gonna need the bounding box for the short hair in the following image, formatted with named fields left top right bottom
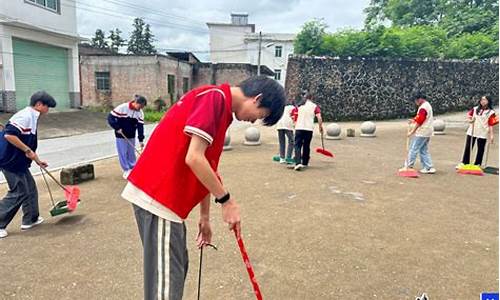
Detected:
left=30, top=91, right=56, bottom=108
left=134, top=94, right=147, bottom=106
left=412, top=92, right=427, bottom=101
left=237, top=76, right=286, bottom=126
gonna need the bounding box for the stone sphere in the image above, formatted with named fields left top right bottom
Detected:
left=433, top=119, right=446, bottom=133
left=360, top=121, right=376, bottom=136
left=327, top=123, right=341, bottom=136
left=244, top=127, right=261, bottom=145
left=326, top=123, right=342, bottom=140
left=223, top=130, right=232, bottom=150
left=224, top=131, right=231, bottom=146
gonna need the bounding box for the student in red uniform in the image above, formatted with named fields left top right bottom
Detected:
left=121, top=76, right=285, bottom=300
left=457, top=95, right=497, bottom=168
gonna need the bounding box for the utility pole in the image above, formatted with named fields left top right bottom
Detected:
left=257, top=31, right=262, bottom=76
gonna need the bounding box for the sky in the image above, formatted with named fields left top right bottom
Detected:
left=75, top=0, right=371, bottom=61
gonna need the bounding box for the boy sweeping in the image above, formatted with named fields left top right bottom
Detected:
left=399, top=92, right=436, bottom=174
left=107, top=95, right=147, bottom=179
left=121, top=76, right=285, bottom=300
left=0, top=91, right=56, bottom=238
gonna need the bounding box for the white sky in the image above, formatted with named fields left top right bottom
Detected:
left=75, top=0, right=370, bottom=61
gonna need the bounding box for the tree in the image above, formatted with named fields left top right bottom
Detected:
left=293, top=19, right=328, bottom=55
left=143, top=24, right=157, bottom=54
left=127, top=18, right=156, bottom=55
left=108, top=28, right=126, bottom=54
left=91, top=29, right=108, bottom=49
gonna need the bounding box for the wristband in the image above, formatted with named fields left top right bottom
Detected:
left=215, top=192, right=230, bottom=204
left=24, top=148, right=32, bottom=154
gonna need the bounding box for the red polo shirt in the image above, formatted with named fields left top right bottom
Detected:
left=127, top=84, right=233, bottom=219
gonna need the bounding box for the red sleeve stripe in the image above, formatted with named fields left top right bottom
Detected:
left=111, top=110, right=127, bottom=117
left=10, top=122, right=31, bottom=132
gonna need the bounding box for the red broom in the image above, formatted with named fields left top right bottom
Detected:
left=315, top=132, right=334, bottom=158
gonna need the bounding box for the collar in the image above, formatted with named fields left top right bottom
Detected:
left=29, top=107, right=41, bottom=118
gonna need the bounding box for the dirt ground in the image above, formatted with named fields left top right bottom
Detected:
left=0, top=120, right=498, bottom=300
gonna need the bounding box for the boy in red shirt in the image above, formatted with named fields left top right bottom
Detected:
left=121, top=76, right=285, bottom=300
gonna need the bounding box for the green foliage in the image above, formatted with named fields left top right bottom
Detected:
left=91, top=29, right=109, bottom=49
left=108, top=28, right=126, bottom=54
left=143, top=107, right=165, bottom=122
left=293, top=19, right=328, bottom=55
left=127, top=18, right=157, bottom=55
left=296, top=0, right=499, bottom=59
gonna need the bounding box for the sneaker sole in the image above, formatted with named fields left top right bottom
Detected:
left=21, top=219, right=44, bottom=230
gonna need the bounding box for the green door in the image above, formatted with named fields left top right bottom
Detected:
left=12, top=38, right=70, bottom=110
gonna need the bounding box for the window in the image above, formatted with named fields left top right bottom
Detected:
left=95, top=72, right=110, bottom=91
left=274, top=69, right=281, bottom=81
left=182, top=77, right=189, bottom=94
left=26, top=0, right=59, bottom=12
left=275, top=46, right=283, bottom=57
left=167, top=74, right=176, bottom=95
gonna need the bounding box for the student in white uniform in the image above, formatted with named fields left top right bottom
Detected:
left=290, top=92, right=324, bottom=171
left=276, top=99, right=295, bottom=164
left=457, top=95, right=497, bottom=168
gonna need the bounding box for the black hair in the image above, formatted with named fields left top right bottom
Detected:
left=238, top=76, right=286, bottom=126
left=134, top=94, right=147, bottom=106
left=30, top=91, right=56, bottom=108
left=478, top=95, right=494, bottom=111
left=412, top=92, right=427, bottom=102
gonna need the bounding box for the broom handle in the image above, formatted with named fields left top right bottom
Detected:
left=40, top=167, right=56, bottom=207
left=469, top=112, right=475, bottom=163
left=321, top=132, right=325, bottom=150
left=197, top=246, right=203, bottom=300
left=118, top=131, right=142, bottom=155
left=40, top=166, right=68, bottom=192
left=482, top=139, right=490, bottom=169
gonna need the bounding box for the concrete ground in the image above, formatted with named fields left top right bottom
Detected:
left=0, top=110, right=110, bottom=140
left=0, top=119, right=498, bottom=299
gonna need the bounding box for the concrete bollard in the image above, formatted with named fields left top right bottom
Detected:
left=223, top=130, right=233, bottom=151
left=243, top=127, right=261, bottom=146
left=433, top=119, right=446, bottom=135
left=326, top=123, right=342, bottom=140
left=360, top=121, right=376, bottom=137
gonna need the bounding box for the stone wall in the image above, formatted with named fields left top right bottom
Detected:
left=285, top=55, right=499, bottom=121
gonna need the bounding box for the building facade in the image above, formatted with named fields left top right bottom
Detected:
left=0, top=0, right=80, bottom=112
left=79, top=52, right=273, bottom=108
left=207, top=13, right=295, bottom=87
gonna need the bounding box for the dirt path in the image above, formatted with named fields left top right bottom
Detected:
left=0, top=119, right=498, bottom=299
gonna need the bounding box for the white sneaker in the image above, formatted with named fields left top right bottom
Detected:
left=21, top=216, right=44, bottom=230
left=294, top=164, right=305, bottom=171
left=279, top=158, right=286, bottom=164
left=455, top=163, right=464, bottom=169
left=0, top=229, right=7, bottom=238
left=419, top=167, right=436, bottom=174
left=122, top=170, right=131, bottom=179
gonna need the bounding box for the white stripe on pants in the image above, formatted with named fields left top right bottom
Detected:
left=133, top=205, right=188, bottom=300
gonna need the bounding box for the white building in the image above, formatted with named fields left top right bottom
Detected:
left=0, top=0, right=81, bottom=112
left=207, top=13, right=295, bottom=86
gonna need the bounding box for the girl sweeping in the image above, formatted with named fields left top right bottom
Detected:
left=457, top=95, right=497, bottom=168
